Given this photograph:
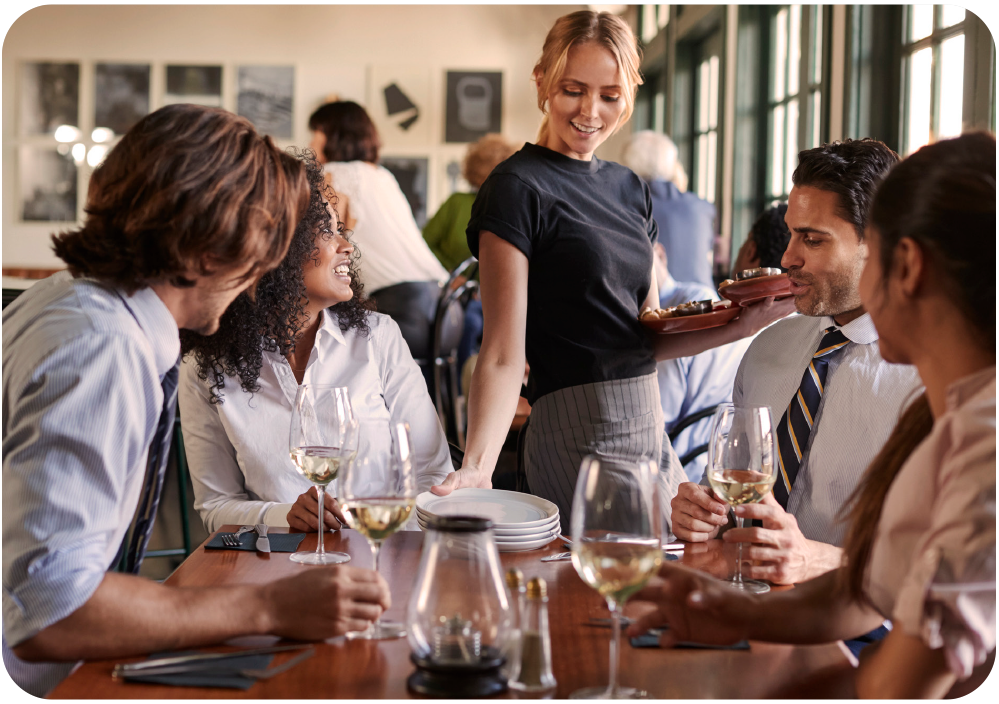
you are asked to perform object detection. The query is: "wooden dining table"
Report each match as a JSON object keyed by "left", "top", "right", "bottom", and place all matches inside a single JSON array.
[{"left": 50, "top": 528, "right": 855, "bottom": 699}]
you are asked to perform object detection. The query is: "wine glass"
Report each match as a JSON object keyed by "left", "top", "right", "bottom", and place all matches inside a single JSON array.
[
  {"left": 288, "top": 384, "right": 358, "bottom": 565},
  {"left": 569, "top": 454, "right": 662, "bottom": 699},
  {"left": 705, "top": 403, "right": 778, "bottom": 594},
  {"left": 339, "top": 418, "right": 418, "bottom": 639}
]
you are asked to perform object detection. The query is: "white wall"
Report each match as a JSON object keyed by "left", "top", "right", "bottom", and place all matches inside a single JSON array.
[{"left": 2, "top": 4, "right": 588, "bottom": 267}]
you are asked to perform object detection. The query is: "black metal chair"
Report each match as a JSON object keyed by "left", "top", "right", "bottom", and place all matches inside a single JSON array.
[
  {"left": 667, "top": 405, "right": 719, "bottom": 467},
  {"left": 431, "top": 275, "right": 478, "bottom": 448}
]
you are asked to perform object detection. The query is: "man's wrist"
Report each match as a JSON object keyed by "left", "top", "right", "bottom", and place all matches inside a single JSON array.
[{"left": 804, "top": 540, "right": 844, "bottom": 580}]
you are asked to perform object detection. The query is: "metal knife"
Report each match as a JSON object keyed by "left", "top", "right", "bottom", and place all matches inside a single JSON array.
[{"left": 255, "top": 524, "right": 271, "bottom": 553}]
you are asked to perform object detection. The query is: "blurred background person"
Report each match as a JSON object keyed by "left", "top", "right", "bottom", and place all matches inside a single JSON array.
[
  {"left": 732, "top": 203, "right": 792, "bottom": 274},
  {"left": 621, "top": 129, "right": 716, "bottom": 288}
]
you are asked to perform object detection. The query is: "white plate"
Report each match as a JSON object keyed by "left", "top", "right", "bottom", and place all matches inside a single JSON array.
[
  {"left": 494, "top": 533, "right": 559, "bottom": 552},
  {"left": 416, "top": 509, "right": 559, "bottom": 536},
  {"left": 416, "top": 489, "right": 559, "bottom": 528},
  {"left": 416, "top": 516, "right": 559, "bottom": 542}
]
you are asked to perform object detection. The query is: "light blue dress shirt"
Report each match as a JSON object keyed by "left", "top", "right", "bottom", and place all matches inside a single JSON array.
[
  {"left": 2, "top": 272, "right": 179, "bottom": 697},
  {"left": 656, "top": 277, "right": 752, "bottom": 482}
]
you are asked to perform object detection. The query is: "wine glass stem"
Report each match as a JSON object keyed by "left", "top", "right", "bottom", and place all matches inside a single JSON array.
[
  {"left": 605, "top": 599, "right": 621, "bottom": 697},
  {"left": 316, "top": 485, "right": 326, "bottom": 558},
  {"left": 370, "top": 540, "right": 383, "bottom": 628},
  {"left": 734, "top": 515, "right": 744, "bottom": 584}
]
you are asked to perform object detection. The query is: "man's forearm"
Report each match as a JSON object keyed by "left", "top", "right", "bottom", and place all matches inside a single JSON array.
[{"left": 13, "top": 573, "right": 271, "bottom": 662}]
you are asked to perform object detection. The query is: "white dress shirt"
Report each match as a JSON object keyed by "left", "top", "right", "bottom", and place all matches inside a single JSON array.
[
  {"left": 178, "top": 311, "right": 452, "bottom": 532},
  {"left": 324, "top": 161, "right": 449, "bottom": 292},
  {"left": 3, "top": 272, "right": 179, "bottom": 697},
  {"left": 732, "top": 313, "right": 922, "bottom": 545}
]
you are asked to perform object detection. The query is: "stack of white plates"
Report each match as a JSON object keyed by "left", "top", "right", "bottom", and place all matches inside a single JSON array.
[{"left": 415, "top": 489, "right": 560, "bottom": 552}]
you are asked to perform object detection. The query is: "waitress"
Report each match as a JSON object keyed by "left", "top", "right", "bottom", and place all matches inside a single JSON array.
[{"left": 432, "top": 10, "right": 791, "bottom": 531}]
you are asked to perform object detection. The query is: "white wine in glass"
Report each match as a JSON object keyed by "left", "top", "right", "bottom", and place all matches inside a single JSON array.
[
  {"left": 288, "top": 385, "right": 357, "bottom": 565},
  {"left": 706, "top": 403, "right": 777, "bottom": 593},
  {"left": 340, "top": 418, "right": 417, "bottom": 640},
  {"left": 570, "top": 455, "right": 662, "bottom": 699}
]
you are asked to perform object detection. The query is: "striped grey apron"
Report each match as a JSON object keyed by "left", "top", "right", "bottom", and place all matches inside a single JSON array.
[{"left": 523, "top": 372, "right": 684, "bottom": 536}]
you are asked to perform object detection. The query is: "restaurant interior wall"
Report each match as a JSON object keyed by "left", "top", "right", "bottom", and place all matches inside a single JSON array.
[{"left": 2, "top": 3, "right": 583, "bottom": 269}]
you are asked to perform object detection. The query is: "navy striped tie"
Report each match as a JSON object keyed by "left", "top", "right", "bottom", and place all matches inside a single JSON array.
[
  {"left": 123, "top": 358, "right": 181, "bottom": 574},
  {"left": 773, "top": 327, "right": 850, "bottom": 510}
]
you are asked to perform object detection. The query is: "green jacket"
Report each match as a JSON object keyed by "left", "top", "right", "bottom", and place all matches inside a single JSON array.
[{"left": 422, "top": 192, "right": 476, "bottom": 272}]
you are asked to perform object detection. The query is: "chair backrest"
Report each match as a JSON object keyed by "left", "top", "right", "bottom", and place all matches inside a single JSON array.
[
  {"left": 367, "top": 280, "right": 441, "bottom": 362},
  {"left": 433, "top": 279, "right": 477, "bottom": 360}
]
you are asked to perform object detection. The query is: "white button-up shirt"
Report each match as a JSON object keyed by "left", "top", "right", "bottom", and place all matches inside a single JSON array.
[
  {"left": 178, "top": 311, "right": 452, "bottom": 532},
  {"left": 732, "top": 313, "right": 923, "bottom": 545}
]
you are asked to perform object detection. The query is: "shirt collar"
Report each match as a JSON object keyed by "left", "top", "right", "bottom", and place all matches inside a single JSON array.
[
  {"left": 821, "top": 312, "right": 879, "bottom": 345},
  {"left": 314, "top": 308, "right": 346, "bottom": 364},
  {"left": 946, "top": 366, "right": 996, "bottom": 411},
  {"left": 121, "top": 285, "right": 181, "bottom": 377}
]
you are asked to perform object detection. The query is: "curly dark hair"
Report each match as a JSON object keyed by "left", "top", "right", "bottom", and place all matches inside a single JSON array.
[
  {"left": 791, "top": 138, "right": 899, "bottom": 240},
  {"left": 181, "top": 150, "right": 371, "bottom": 403},
  {"left": 749, "top": 203, "right": 791, "bottom": 270}
]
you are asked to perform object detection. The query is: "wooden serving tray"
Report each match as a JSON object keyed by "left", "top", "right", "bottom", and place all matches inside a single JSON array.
[
  {"left": 640, "top": 305, "right": 740, "bottom": 333},
  {"left": 719, "top": 273, "right": 793, "bottom": 306}
]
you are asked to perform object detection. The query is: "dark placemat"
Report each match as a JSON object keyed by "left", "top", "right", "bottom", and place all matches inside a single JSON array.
[
  {"left": 630, "top": 628, "right": 750, "bottom": 650},
  {"left": 122, "top": 651, "right": 274, "bottom": 690},
  {"left": 204, "top": 532, "right": 306, "bottom": 552}
]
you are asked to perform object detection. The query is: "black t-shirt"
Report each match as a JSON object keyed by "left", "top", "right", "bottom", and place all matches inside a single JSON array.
[{"left": 467, "top": 142, "right": 658, "bottom": 404}]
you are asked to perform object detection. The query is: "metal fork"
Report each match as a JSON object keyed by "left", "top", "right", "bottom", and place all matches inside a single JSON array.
[
  {"left": 120, "top": 647, "right": 316, "bottom": 680},
  {"left": 221, "top": 525, "right": 255, "bottom": 547}
]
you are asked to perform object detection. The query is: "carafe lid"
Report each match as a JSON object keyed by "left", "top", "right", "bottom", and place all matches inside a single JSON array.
[{"left": 426, "top": 515, "right": 494, "bottom": 532}]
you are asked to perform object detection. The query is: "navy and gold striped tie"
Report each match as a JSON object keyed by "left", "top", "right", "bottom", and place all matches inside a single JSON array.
[{"left": 773, "top": 327, "right": 850, "bottom": 509}]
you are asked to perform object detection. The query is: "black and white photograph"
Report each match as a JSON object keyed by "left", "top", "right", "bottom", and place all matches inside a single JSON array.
[
  {"left": 94, "top": 63, "right": 150, "bottom": 136},
  {"left": 237, "top": 65, "right": 294, "bottom": 139},
  {"left": 380, "top": 156, "right": 429, "bottom": 227},
  {"left": 445, "top": 70, "right": 502, "bottom": 143},
  {"left": 367, "top": 66, "right": 431, "bottom": 148},
  {"left": 19, "top": 62, "right": 79, "bottom": 135},
  {"left": 164, "top": 65, "right": 223, "bottom": 107},
  {"left": 19, "top": 147, "right": 77, "bottom": 222}
]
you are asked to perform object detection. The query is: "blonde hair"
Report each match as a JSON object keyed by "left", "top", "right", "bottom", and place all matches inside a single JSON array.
[
  {"left": 462, "top": 133, "right": 520, "bottom": 189},
  {"left": 532, "top": 10, "right": 643, "bottom": 145}
]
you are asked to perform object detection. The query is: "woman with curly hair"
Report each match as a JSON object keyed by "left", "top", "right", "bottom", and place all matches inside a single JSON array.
[{"left": 178, "top": 152, "right": 452, "bottom": 534}]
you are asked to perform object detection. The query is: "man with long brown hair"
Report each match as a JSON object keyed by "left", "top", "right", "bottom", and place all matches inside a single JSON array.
[{"left": 2, "top": 105, "right": 389, "bottom": 697}]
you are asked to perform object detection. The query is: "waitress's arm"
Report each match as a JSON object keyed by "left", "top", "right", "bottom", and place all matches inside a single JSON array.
[{"left": 431, "top": 231, "right": 528, "bottom": 495}]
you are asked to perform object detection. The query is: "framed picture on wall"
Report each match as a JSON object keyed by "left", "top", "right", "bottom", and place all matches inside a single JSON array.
[
  {"left": 20, "top": 62, "right": 79, "bottom": 136},
  {"left": 381, "top": 156, "right": 429, "bottom": 227},
  {"left": 367, "top": 66, "right": 431, "bottom": 149},
  {"left": 445, "top": 70, "right": 502, "bottom": 143},
  {"left": 95, "top": 63, "right": 150, "bottom": 137},
  {"left": 164, "top": 65, "right": 223, "bottom": 107},
  {"left": 237, "top": 65, "right": 294, "bottom": 139},
  {"left": 19, "top": 147, "right": 77, "bottom": 222}
]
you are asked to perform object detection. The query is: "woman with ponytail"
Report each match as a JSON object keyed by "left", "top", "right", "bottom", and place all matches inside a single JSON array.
[
  {"left": 624, "top": 132, "right": 996, "bottom": 698},
  {"left": 431, "top": 10, "right": 791, "bottom": 530}
]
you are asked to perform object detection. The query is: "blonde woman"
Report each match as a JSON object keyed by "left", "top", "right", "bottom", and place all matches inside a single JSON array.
[{"left": 431, "top": 10, "right": 791, "bottom": 531}]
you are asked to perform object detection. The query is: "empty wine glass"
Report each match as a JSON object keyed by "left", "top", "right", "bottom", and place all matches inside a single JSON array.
[
  {"left": 569, "top": 454, "right": 662, "bottom": 699},
  {"left": 288, "top": 384, "right": 358, "bottom": 565},
  {"left": 340, "top": 418, "right": 418, "bottom": 639},
  {"left": 705, "top": 403, "right": 777, "bottom": 593}
]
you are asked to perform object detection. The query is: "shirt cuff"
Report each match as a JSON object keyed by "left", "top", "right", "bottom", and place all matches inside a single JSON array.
[{"left": 262, "top": 503, "right": 293, "bottom": 528}]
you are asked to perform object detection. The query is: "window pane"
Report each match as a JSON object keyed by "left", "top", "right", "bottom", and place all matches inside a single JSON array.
[
  {"left": 708, "top": 55, "right": 720, "bottom": 129},
  {"left": 789, "top": 4, "right": 802, "bottom": 96},
  {"left": 654, "top": 90, "right": 666, "bottom": 133},
  {"left": 906, "top": 47, "right": 933, "bottom": 154},
  {"left": 770, "top": 104, "right": 785, "bottom": 196},
  {"left": 658, "top": 5, "right": 670, "bottom": 29},
  {"left": 940, "top": 5, "right": 965, "bottom": 29},
  {"left": 773, "top": 8, "right": 788, "bottom": 101},
  {"left": 707, "top": 130, "right": 718, "bottom": 203},
  {"left": 811, "top": 5, "right": 823, "bottom": 85},
  {"left": 811, "top": 90, "right": 822, "bottom": 147},
  {"left": 938, "top": 34, "right": 965, "bottom": 138},
  {"left": 697, "top": 133, "right": 709, "bottom": 200},
  {"left": 908, "top": 5, "right": 933, "bottom": 43},
  {"left": 785, "top": 98, "right": 799, "bottom": 195},
  {"left": 698, "top": 59, "right": 711, "bottom": 132}
]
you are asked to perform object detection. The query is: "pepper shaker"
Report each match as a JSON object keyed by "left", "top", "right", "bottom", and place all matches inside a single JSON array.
[
  {"left": 502, "top": 568, "right": 526, "bottom": 681},
  {"left": 508, "top": 577, "right": 556, "bottom": 694}
]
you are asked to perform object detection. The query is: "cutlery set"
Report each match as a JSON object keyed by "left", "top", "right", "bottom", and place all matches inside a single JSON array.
[
  {"left": 113, "top": 644, "right": 314, "bottom": 681},
  {"left": 220, "top": 524, "right": 271, "bottom": 552}
]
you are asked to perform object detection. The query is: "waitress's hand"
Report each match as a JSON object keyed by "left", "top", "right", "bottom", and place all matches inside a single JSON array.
[
  {"left": 735, "top": 296, "right": 796, "bottom": 336},
  {"left": 287, "top": 486, "right": 348, "bottom": 532},
  {"left": 430, "top": 464, "right": 493, "bottom": 496}
]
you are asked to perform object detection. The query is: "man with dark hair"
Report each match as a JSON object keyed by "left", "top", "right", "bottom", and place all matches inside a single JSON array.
[
  {"left": 670, "top": 139, "right": 922, "bottom": 594},
  {"left": 732, "top": 203, "right": 792, "bottom": 273},
  {"left": 2, "top": 105, "right": 390, "bottom": 697}
]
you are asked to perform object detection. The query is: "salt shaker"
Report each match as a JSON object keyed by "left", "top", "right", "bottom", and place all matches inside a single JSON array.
[
  {"left": 508, "top": 577, "right": 556, "bottom": 694},
  {"left": 502, "top": 568, "right": 526, "bottom": 681}
]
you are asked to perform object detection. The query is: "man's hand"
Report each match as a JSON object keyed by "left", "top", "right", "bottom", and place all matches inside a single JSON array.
[
  {"left": 727, "top": 493, "right": 842, "bottom": 585},
  {"left": 287, "top": 486, "right": 347, "bottom": 532},
  {"left": 735, "top": 295, "right": 796, "bottom": 336},
  {"left": 430, "top": 463, "right": 492, "bottom": 496},
  {"left": 264, "top": 566, "right": 391, "bottom": 640},
  {"left": 626, "top": 562, "right": 754, "bottom": 647},
  {"left": 670, "top": 482, "right": 730, "bottom": 542}
]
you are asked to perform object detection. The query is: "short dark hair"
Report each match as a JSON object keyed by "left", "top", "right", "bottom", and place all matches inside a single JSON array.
[
  {"left": 749, "top": 203, "right": 791, "bottom": 269},
  {"left": 52, "top": 104, "right": 307, "bottom": 293},
  {"left": 308, "top": 101, "right": 381, "bottom": 163},
  {"left": 791, "top": 138, "right": 899, "bottom": 239}
]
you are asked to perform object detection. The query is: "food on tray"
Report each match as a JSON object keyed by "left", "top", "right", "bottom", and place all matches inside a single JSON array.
[
  {"left": 639, "top": 299, "right": 720, "bottom": 322},
  {"left": 674, "top": 300, "right": 713, "bottom": 317},
  {"left": 718, "top": 278, "right": 735, "bottom": 289},
  {"left": 711, "top": 299, "right": 733, "bottom": 310},
  {"left": 735, "top": 267, "right": 782, "bottom": 281}
]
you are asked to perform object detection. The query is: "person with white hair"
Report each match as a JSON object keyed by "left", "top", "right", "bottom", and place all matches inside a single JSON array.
[{"left": 621, "top": 130, "right": 716, "bottom": 288}]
